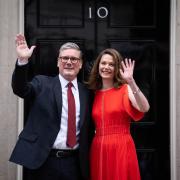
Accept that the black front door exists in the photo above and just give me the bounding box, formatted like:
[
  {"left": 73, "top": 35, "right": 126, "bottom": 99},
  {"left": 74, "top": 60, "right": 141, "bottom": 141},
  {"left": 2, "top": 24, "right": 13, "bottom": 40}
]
[{"left": 24, "top": 0, "right": 170, "bottom": 179}]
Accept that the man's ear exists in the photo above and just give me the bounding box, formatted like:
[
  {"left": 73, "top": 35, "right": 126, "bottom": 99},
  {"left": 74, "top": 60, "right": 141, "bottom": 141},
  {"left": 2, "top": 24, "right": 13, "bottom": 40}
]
[
  {"left": 57, "top": 60, "right": 59, "bottom": 67},
  {"left": 79, "top": 60, "right": 83, "bottom": 69}
]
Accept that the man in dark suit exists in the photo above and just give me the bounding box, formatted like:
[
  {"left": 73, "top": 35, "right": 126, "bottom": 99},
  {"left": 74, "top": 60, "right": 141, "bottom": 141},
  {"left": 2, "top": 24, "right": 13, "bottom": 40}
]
[{"left": 10, "top": 34, "right": 93, "bottom": 180}]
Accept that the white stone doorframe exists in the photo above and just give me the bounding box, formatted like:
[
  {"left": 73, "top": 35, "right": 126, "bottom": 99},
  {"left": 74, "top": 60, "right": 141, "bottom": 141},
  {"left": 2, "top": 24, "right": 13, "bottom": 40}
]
[
  {"left": 170, "top": 0, "right": 177, "bottom": 179},
  {"left": 17, "top": 1, "right": 24, "bottom": 180},
  {"left": 17, "top": 0, "right": 177, "bottom": 180}
]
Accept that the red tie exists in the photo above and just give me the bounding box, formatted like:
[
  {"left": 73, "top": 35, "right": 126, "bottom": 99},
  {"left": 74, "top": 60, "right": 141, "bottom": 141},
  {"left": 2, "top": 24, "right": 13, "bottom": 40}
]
[{"left": 66, "top": 82, "right": 76, "bottom": 148}]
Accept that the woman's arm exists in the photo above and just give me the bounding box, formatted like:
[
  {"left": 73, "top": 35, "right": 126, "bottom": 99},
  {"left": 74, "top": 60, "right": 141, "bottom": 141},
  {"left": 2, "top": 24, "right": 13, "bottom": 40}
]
[{"left": 120, "top": 58, "right": 150, "bottom": 112}]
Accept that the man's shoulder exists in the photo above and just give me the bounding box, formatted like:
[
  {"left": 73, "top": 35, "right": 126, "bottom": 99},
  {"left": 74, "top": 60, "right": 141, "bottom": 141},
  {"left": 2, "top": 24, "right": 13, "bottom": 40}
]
[
  {"left": 78, "top": 81, "right": 89, "bottom": 90},
  {"left": 34, "top": 74, "right": 57, "bottom": 81},
  {"left": 32, "top": 75, "right": 59, "bottom": 87},
  {"left": 78, "top": 82, "right": 94, "bottom": 96}
]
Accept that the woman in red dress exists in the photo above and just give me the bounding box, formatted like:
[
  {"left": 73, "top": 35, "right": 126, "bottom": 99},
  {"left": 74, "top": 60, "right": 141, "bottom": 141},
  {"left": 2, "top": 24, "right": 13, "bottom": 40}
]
[{"left": 87, "top": 49, "right": 150, "bottom": 180}]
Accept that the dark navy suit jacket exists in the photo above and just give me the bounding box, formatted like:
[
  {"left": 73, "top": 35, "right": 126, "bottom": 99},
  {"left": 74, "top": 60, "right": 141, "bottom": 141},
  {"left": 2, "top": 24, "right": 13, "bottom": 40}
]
[{"left": 9, "top": 62, "right": 94, "bottom": 179}]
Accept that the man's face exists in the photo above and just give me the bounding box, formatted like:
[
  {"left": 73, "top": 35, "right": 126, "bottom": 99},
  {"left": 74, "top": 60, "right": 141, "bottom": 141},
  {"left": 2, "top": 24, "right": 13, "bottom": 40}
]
[{"left": 57, "top": 49, "right": 82, "bottom": 81}]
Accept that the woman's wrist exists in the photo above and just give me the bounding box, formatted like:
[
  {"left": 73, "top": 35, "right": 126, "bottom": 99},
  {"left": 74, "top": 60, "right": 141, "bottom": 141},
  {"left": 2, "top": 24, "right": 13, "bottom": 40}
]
[
  {"left": 126, "top": 78, "right": 141, "bottom": 95},
  {"left": 126, "top": 77, "right": 134, "bottom": 85},
  {"left": 132, "top": 88, "right": 140, "bottom": 95}
]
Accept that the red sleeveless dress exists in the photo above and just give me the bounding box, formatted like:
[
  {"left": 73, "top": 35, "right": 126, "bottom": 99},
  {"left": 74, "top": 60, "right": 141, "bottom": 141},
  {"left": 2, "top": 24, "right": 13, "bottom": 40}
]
[{"left": 90, "top": 84, "right": 144, "bottom": 180}]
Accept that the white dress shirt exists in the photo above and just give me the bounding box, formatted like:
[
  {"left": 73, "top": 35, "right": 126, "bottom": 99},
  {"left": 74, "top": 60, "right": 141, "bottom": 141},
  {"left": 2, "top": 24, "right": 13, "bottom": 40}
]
[{"left": 52, "top": 74, "right": 80, "bottom": 149}]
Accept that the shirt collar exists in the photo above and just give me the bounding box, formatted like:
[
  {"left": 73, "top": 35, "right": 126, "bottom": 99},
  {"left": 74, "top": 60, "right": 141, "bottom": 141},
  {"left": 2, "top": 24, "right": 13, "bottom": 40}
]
[{"left": 58, "top": 74, "right": 78, "bottom": 90}]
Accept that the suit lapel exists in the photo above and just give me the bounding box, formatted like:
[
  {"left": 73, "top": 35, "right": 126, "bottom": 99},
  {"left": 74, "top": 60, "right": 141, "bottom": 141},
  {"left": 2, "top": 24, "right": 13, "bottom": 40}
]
[
  {"left": 53, "top": 76, "right": 62, "bottom": 121},
  {"left": 78, "top": 83, "right": 87, "bottom": 128}
]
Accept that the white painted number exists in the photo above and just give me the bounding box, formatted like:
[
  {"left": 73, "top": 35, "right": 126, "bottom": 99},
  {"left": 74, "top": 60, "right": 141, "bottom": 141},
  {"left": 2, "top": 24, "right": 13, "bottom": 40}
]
[
  {"left": 88, "top": 7, "right": 92, "bottom": 19},
  {"left": 88, "top": 6, "right": 108, "bottom": 19},
  {"left": 97, "top": 7, "right": 108, "bottom": 18}
]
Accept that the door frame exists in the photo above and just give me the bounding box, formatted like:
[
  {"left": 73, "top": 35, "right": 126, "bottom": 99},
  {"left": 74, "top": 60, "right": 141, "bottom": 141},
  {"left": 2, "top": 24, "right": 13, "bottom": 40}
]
[
  {"left": 170, "top": 0, "right": 177, "bottom": 179},
  {"left": 16, "top": 2, "right": 24, "bottom": 180},
  {"left": 16, "top": 0, "right": 177, "bottom": 179}
]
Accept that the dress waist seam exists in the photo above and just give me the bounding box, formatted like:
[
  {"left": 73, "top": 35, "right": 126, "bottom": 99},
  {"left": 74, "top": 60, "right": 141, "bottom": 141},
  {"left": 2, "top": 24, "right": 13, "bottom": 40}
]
[{"left": 95, "top": 126, "right": 130, "bottom": 136}]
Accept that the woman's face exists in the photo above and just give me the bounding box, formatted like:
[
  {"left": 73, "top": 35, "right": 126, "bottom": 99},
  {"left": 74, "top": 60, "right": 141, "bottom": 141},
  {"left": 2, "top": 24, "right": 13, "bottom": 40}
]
[{"left": 98, "top": 54, "right": 115, "bottom": 81}]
